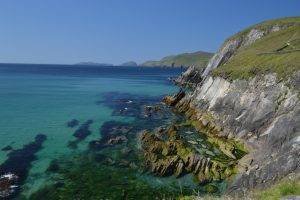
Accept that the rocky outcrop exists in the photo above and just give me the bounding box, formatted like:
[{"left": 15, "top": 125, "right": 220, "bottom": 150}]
[
  {"left": 178, "top": 21, "right": 298, "bottom": 85},
  {"left": 175, "top": 66, "right": 204, "bottom": 88},
  {"left": 170, "top": 18, "right": 300, "bottom": 196},
  {"left": 163, "top": 90, "right": 185, "bottom": 106},
  {"left": 173, "top": 73, "right": 300, "bottom": 195},
  {"left": 140, "top": 125, "right": 237, "bottom": 184}
]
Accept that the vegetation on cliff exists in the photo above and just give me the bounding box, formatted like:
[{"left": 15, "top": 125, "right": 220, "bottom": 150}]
[
  {"left": 213, "top": 17, "right": 300, "bottom": 80},
  {"left": 141, "top": 51, "right": 213, "bottom": 69}
]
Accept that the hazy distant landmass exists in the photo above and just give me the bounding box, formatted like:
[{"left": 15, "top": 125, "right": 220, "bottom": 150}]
[
  {"left": 74, "top": 62, "right": 113, "bottom": 66},
  {"left": 120, "top": 61, "right": 138, "bottom": 66},
  {"left": 140, "top": 51, "right": 213, "bottom": 69}
]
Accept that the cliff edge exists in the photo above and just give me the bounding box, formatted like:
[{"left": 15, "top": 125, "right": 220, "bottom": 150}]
[{"left": 171, "top": 17, "right": 300, "bottom": 196}]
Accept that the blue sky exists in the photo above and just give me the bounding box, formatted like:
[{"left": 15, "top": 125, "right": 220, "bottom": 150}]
[{"left": 0, "top": 0, "right": 299, "bottom": 64}]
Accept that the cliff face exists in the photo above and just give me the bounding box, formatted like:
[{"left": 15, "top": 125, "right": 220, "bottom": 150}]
[{"left": 171, "top": 17, "right": 300, "bottom": 195}]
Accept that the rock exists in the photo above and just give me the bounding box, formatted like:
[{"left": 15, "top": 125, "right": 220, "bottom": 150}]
[
  {"left": 205, "top": 150, "right": 215, "bottom": 157},
  {"left": 281, "top": 196, "right": 300, "bottom": 200},
  {"left": 120, "top": 147, "right": 132, "bottom": 156},
  {"left": 104, "top": 157, "right": 115, "bottom": 165},
  {"left": 204, "top": 184, "right": 218, "bottom": 193},
  {"left": 94, "top": 154, "right": 107, "bottom": 163},
  {"left": 163, "top": 90, "right": 185, "bottom": 107},
  {"left": 106, "top": 135, "right": 128, "bottom": 145},
  {"left": 174, "top": 160, "right": 185, "bottom": 177},
  {"left": 118, "top": 159, "right": 130, "bottom": 167},
  {"left": 73, "top": 120, "right": 93, "bottom": 140},
  {"left": 46, "top": 160, "right": 60, "bottom": 173},
  {"left": 188, "top": 140, "right": 198, "bottom": 145},
  {"left": 1, "top": 146, "right": 12, "bottom": 151},
  {"left": 129, "top": 162, "right": 138, "bottom": 169},
  {"left": 181, "top": 50, "right": 300, "bottom": 197},
  {"left": 140, "top": 125, "right": 231, "bottom": 183},
  {"left": 66, "top": 119, "right": 79, "bottom": 128},
  {"left": 0, "top": 173, "right": 18, "bottom": 198}
]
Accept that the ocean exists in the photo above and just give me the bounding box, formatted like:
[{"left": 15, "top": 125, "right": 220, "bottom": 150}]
[{"left": 0, "top": 64, "right": 200, "bottom": 198}]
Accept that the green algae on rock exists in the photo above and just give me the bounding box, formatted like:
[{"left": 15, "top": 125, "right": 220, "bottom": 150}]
[{"left": 139, "top": 121, "right": 243, "bottom": 186}]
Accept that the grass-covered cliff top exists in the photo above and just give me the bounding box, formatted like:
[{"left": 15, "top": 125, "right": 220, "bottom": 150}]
[
  {"left": 213, "top": 17, "right": 300, "bottom": 80},
  {"left": 141, "top": 51, "right": 213, "bottom": 69}
]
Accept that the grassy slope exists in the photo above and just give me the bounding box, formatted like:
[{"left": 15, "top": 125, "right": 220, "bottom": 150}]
[
  {"left": 179, "top": 176, "right": 300, "bottom": 200},
  {"left": 212, "top": 17, "right": 300, "bottom": 80},
  {"left": 142, "top": 51, "right": 213, "bottom": 69}
]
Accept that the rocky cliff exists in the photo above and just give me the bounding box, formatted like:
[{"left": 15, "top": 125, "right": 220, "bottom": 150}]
[{"left": 169, "top": 17, "right": 300, "bottom": 196}]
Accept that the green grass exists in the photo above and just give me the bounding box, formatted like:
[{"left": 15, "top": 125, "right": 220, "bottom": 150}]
[
  {"left": 213, "top": 23, "right": 300, "bottom": 80},
  {"left": 142, "top": 51, "right": 213, "bottom": 69},
  {"left": 254, "top": 177, "right": 300, "bottom": 200},
  {"left": 227, "top": 16, "right": 300, "bottom": 42}
]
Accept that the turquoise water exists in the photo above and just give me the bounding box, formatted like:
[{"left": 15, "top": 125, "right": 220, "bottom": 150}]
[{"left": 0, "top": 64, "right": 182, "bottom": 197}]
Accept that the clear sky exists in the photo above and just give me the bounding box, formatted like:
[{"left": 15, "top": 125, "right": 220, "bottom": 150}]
[{"left": 0, "top": 0, "right": 299, "bottom": 65}]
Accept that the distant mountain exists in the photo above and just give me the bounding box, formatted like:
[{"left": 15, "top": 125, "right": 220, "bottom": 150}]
[
  {"left": 120, "top": 61, "right": 138, "bottom": 66},
  {"left": 140, "top": 51, "right": 213, "bottom": 69},
  {"left": 74, "top": 62, "right": 113, "bottom": 66}
]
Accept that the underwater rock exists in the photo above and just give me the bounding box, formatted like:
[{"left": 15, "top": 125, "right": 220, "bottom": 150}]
[
  {"left": 120, "top": 147, "right": 132, "bottom": 156},
  {"left": 1, "top": 145, "right": 13, "bottom": 152},
  {"left": 96, "top": 92, "right": 166, "bottom": 119},
  {"left": 204, "top": 184, "right": 219, "bottom": 193},
  {"left": 67, "top": 140, "right": 78, "bottom": 149},
  {"left": 0, "top": 134, "right": 47, "bottom": 197},
  {"left": 89, "top": 121, "right": 132, "bottom": 151},
  {"left": 73, "top": 119, "right": 93, "bottom": 140},
  {"left": 46, "top": 160, "right": 60, "bottom": 173},
  {"left": 66, "top": 119, "right": 79, "bottom": 128},
  {"left": 118, "top": 159, "right": 130, "bottom": 168},
  {"left": 0, "top": 173, "right": 19, "bottom": 198},
  {"left": 142, "top": 104, "right": 164, "bottom": 118},
  {"left": 106, "top": 135, "right": 128, "bottom": 145},
  {"left": 93, "top": 154, "right": 107, "bottom": 163},
  {"left": 100, "top": 121, "right": 132, "bottom": 136}
]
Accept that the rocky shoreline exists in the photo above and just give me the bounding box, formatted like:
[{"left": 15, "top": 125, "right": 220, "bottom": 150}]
[{"left": 158, "top": 18, "right": 300, "bottom": 197}]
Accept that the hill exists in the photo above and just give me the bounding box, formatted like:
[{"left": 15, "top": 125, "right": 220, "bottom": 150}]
[
  {"left": 120, "top": 61, "right": 138, "bottom": 66},
  {"left": 212, "top": 17, "right": 300, "bottom": 80},
  {"left": 141, "top": 51, "right": 213, "bottom": 69},
  {"left": 74, "top": 62, "right": 113, "bottom": 66}
]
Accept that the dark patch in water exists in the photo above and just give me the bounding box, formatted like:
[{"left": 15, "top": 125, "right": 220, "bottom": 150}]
[
  {"left": 67, "top": 120, "right": 93, "bottom": 149},
  {"left": 1, "top": 146, "right": 13, "bottom": 152},
  {"left": 66, "top": 119, "right": 79, "bottom": 128},
  {"left": 89, "top": 121, "right": 132, "bottom": 151},
  {"left": 46, "top": 159, "right": 60, "bottom": 173},
  {"left": 0, "top": 134, "right": 47, "bottom": 183},
  {"left": 73, "top": 120, "right": 93, "bottom": 140},
  {"left": 0, "top": 134, "right": 47, "bottom": 198},
  {"left": 96, "top": 92, "right": 163, "bottom": 119}
]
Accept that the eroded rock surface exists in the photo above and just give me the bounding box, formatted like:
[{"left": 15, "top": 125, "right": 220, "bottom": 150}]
[
  {"left": 170, "top": 22, "right": 300, "bottom": 195},
  {"left": 171, "top": 72, "right": 300, "bottom": 195},
  {"left": 140, "top": 124, "right": 239, "bottom": 184}
]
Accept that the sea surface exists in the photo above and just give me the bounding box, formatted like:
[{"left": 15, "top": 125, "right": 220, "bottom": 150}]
[{"left": 0, "top": 64, "right": 186, "bottom": 198}]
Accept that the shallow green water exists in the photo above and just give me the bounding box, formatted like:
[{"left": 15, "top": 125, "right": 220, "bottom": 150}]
[{"left": 0, "top": 64, "right": 183, "bottom": 198}]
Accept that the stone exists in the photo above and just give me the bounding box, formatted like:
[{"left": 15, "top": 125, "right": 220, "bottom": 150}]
[
  {"left": 106, "top": 135, "right": 128, "bottom": 145},
  {"left": 1, "top": 146, "right": 12, "bottom": 151},
  {"left": 66, "top": 119, "right": 79, "bottom": 128},
  {"left": 163, "top": 90, "right": 185, "bottom": 107}
]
